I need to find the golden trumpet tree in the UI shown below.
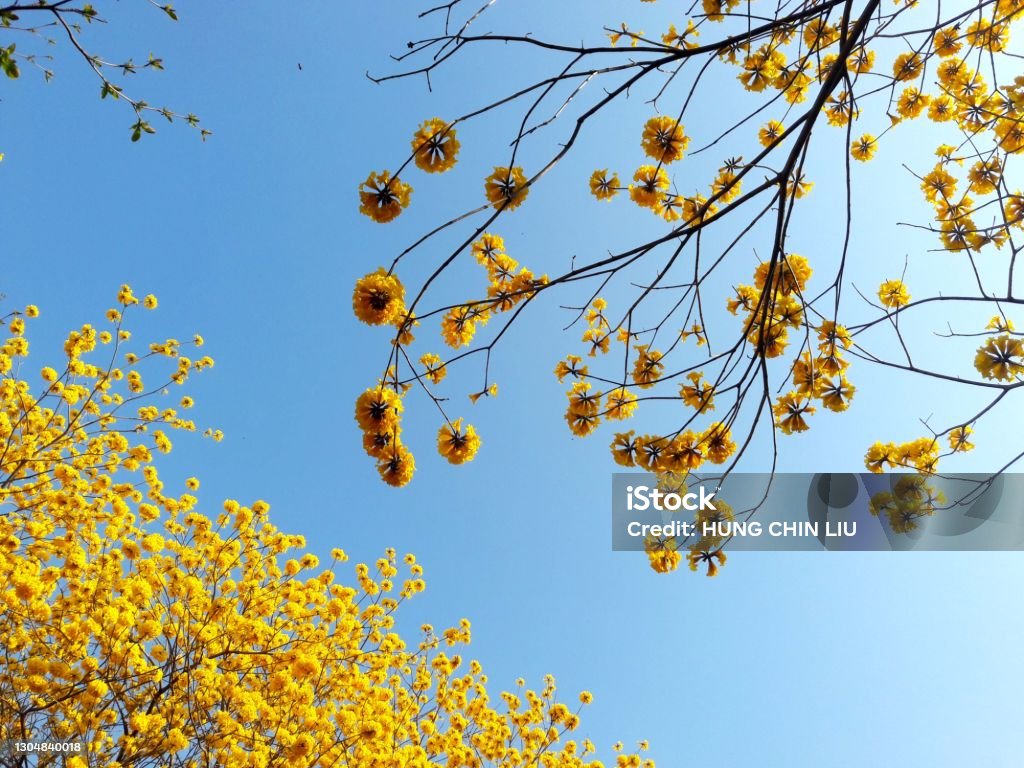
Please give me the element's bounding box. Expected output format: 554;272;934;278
351;0;1024;574
0;293;644;768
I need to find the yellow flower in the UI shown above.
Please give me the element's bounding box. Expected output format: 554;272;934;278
607;22;643;47
631;346;664;388
995;116;1024;153
754;253;812;296
877;279;910;308
290;654;319;679
687;546;726;577
680;372;715;412
589;169;620;200
758;120;785;147
472;233;506;268
645;536;681;574
610;431;638;467
850;134;877;162
393;311;418;346
411;117;460;173
658;431;704;472
966;19;1009;52
354;387;403;433
566;408;601;437
892;52;922;82
848;46;875;74
921;165;956;202
566;380;601;417
352;268;406;326
377;443;416;486
974;335;1024;381
640;116;690;164
933;26;962;57
784;172;814;199
967;158;1001;195
927;94;956;123
582;327;610;356
986;315;1015;332
1003;192;1024;227
419;352;447;384
484;166;529;210
662;21;699;49
896;87;929;119
773;392;815;434
864;441;898;473
362;427;399;459
701;423;736;464
552;360;585;387
358;170;412;223
436;418;481;464
738;51;780;92
117;284;139;306
143;294;158;309
628;165;670;209
824;90;857;126
820;377;856;412
441;305;489;348
604;387;638;420
803;18;839;51
948;426;975;452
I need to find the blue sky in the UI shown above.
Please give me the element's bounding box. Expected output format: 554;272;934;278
2;1;1023;765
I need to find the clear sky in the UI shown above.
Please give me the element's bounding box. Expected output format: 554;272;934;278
2;1;1023;765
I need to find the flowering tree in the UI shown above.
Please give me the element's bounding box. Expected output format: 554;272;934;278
0;1;206;140
352;0;1024;572
0;295;646;767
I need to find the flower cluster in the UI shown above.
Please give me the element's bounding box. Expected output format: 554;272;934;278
355;379;415;486
864;437;942;474
354;2;1024;576
643;494;736;577
354;233;548;485
359;117;461;223
359;117;540;222
557;310;739;465
1;298;649;766
727;253;811;361
869;475;946;533
440;233;548;350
